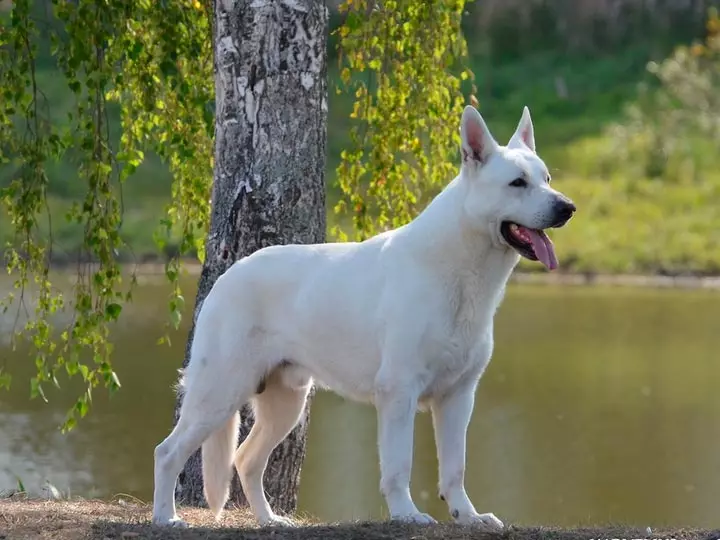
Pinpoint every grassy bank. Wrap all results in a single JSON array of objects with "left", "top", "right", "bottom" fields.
[{"left": 1, "top": 499, "right": 716, "bottom": 540}]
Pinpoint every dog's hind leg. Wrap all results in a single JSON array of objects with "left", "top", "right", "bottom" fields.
[
  {"left": 152, "top": 408, "right": 232, "bottom": 527},
  {"left": 234, "top": 365, "right": 312, "bottom": 527},
  {"left": 152, "top": 362, "right": 258, "bottom": 527}
]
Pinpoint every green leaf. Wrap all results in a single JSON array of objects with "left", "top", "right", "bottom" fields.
[
  {"left": 30, "top": 377, "right": 48, "bottom": 403},
  {"left": 0, "top": 370, "right": 11, "bottom": 390},
  {"left": 68, "top": 80, "right": 81, "bottom": 94},
  {"left": 105, "top": 303, "right": 122, "bottom": 320},
  {"left": 170, "top": 308, "right": 182, "bottom": 330},
  {"left": 128, "top": 41, "right": 144, "bottom": 60},
  {"left": 75, "top": 396, "right": 89, "bottom": 417},
  {"left": 62, "top": 416, "right": 77, "bottom": 433},
  {"left": 109, "top": 371, "right": 121, "bottom": 395}
]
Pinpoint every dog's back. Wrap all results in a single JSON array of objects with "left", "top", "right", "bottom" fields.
[{"left": 183, "top": 231, "right": 398, "bottom": 402}]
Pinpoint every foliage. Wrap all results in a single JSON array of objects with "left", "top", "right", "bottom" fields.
[
  {"left": 465, "top": 0, "right": 713, "bottom": 62},
  {"left": 518, "top": 167, "right": 720, "bottom": 275},
  {"left": 526, "top": 7, "right": 720, "bottom": 276},
  {"left": 0, "top": 0, "right": 212, "bottom": 430},
  {"left": 606, "top": 8, "right": 720, "bottom": 183},
  {"left": 333, "top": 0, "right": 473, "bottom": 240},
  {"left": 0, "top": 0, "right": 472, "bottom": 428}
]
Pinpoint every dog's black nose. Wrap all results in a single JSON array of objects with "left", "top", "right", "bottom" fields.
[{"left": 551, "top": 200, "right": 576, "bottom": 228}]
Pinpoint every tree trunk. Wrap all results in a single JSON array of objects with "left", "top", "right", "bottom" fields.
[{"left": 174, "top": 0, "right": 328, "bottom": 515}]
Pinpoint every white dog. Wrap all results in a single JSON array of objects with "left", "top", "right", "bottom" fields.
[{"left": 152, "top": 105, "right": 576, "bottom": 530}]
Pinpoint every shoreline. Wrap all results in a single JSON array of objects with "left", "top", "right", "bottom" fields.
[
  {"left": 116, "top": 262, "right": 720, "bottom": 290},
  {"left": 509, "top": 271, "right": 720, "bottom": 289}
]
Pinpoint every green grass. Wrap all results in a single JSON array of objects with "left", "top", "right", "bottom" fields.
[
  {"left": 527, "top": 170, "right": 720, "bottom": 275},
  {"left": 3, "top": 25, "right": 719, "bottom": 274}
]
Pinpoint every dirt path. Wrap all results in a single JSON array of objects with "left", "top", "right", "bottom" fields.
[{"left": 0, "top": 499, "right": 717, "bottom": 540}]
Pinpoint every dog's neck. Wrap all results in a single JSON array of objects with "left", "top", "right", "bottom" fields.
[{"left": 403, "top": 175, "right": 520, "bottom": 285}]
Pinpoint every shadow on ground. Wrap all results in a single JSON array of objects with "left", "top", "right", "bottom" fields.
[
  {"left": 1, "top": 499, "right": 718, "bottom": 540},
  {"left": 95, "top": 522, "right": 720, "bottom": 540}
]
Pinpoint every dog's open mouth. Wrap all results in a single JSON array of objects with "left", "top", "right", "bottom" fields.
[{"left": 500, "top": 222, "right": 558, "bottom": 271}]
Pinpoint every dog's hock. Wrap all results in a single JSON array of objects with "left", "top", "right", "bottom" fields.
[
  {"left": 460, "top": 105, "right": 497, "bottom": 166},
  {"left": 508, "top": 105, "right": 536, "bottom": 153}
]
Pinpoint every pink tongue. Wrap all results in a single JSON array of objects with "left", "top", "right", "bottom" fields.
[{"left": 525, "top": 228, "right": 558, "bottom": 270}]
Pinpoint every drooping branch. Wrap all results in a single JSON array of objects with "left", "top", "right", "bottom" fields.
[
  {"left": 334, "top": 0, "right": 474, "bottom": 241},
  {"left": 0, "top": 0, "right": 472, "bottom": 434}
]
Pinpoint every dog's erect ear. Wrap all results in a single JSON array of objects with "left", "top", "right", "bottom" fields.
[
  {"left": 461, "top": 105, "right": 497, "bottom": 166},
  {"left": 508, "top": 106, "right": 535, "bottom": 152}
]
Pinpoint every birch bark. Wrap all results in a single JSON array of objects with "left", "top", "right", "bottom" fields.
[{"left": 174, "top": 0, "right": 328, "bottom": 514}]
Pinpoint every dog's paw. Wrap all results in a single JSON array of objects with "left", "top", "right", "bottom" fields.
[
  {"left": 152, "top": 516, "right": 189, "bottom": 528},
  {"left": 258, "top": 513, "right": 296, "bottom": 528},
  {"left": 454, "top": 511, "right": 504, "bottom": 531},
  {"left": 391, "top": 512, "right": 437, "bottom": 525}
]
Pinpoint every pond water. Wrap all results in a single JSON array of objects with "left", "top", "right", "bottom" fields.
[{"left": 1, "top": 274, "right": 719, "bottom": 527}]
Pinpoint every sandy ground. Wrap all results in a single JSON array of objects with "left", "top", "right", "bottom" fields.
[{"left": 0, "top": 498, "right": 718, "bottom": 540}]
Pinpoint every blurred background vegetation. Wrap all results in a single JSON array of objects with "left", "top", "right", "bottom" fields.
[{"left": 2, "top": 0, "right": 720, "bottom": 275}]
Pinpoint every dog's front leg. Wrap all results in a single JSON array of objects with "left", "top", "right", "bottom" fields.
[
  {"left": 375, "top": 379, "right": 435, "bottom": 524},
  {"left": 431, "top": 380, "right": 504, "bottom": 531}
]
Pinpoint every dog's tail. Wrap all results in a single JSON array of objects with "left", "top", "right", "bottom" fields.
[{"left": 202, "top": 411, "right": 239, "bottom": 518}]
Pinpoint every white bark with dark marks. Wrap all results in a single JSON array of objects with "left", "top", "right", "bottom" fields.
[{"left": 173, "top": 0, "right": 328, "bottom": 515}]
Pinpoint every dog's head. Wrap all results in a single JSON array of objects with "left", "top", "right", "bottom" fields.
[{"left": 458, "top": 105, "right": 576, "bottom": 270}]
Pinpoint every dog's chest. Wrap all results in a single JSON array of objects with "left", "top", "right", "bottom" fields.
[
  {"left": 422, "top": 271, "right": 506, "bottom": 397},
  {"left": 450, "top": 268, "right": 505, "bottom": 338}
]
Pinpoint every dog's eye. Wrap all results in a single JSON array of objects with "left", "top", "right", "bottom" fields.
[{"left": 509, "top": 178, "right": 527, "bottom": 188}]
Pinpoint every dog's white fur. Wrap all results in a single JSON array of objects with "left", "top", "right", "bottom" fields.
[{"left": 152, "top": 105, "right": 575, "bottom": 530}]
